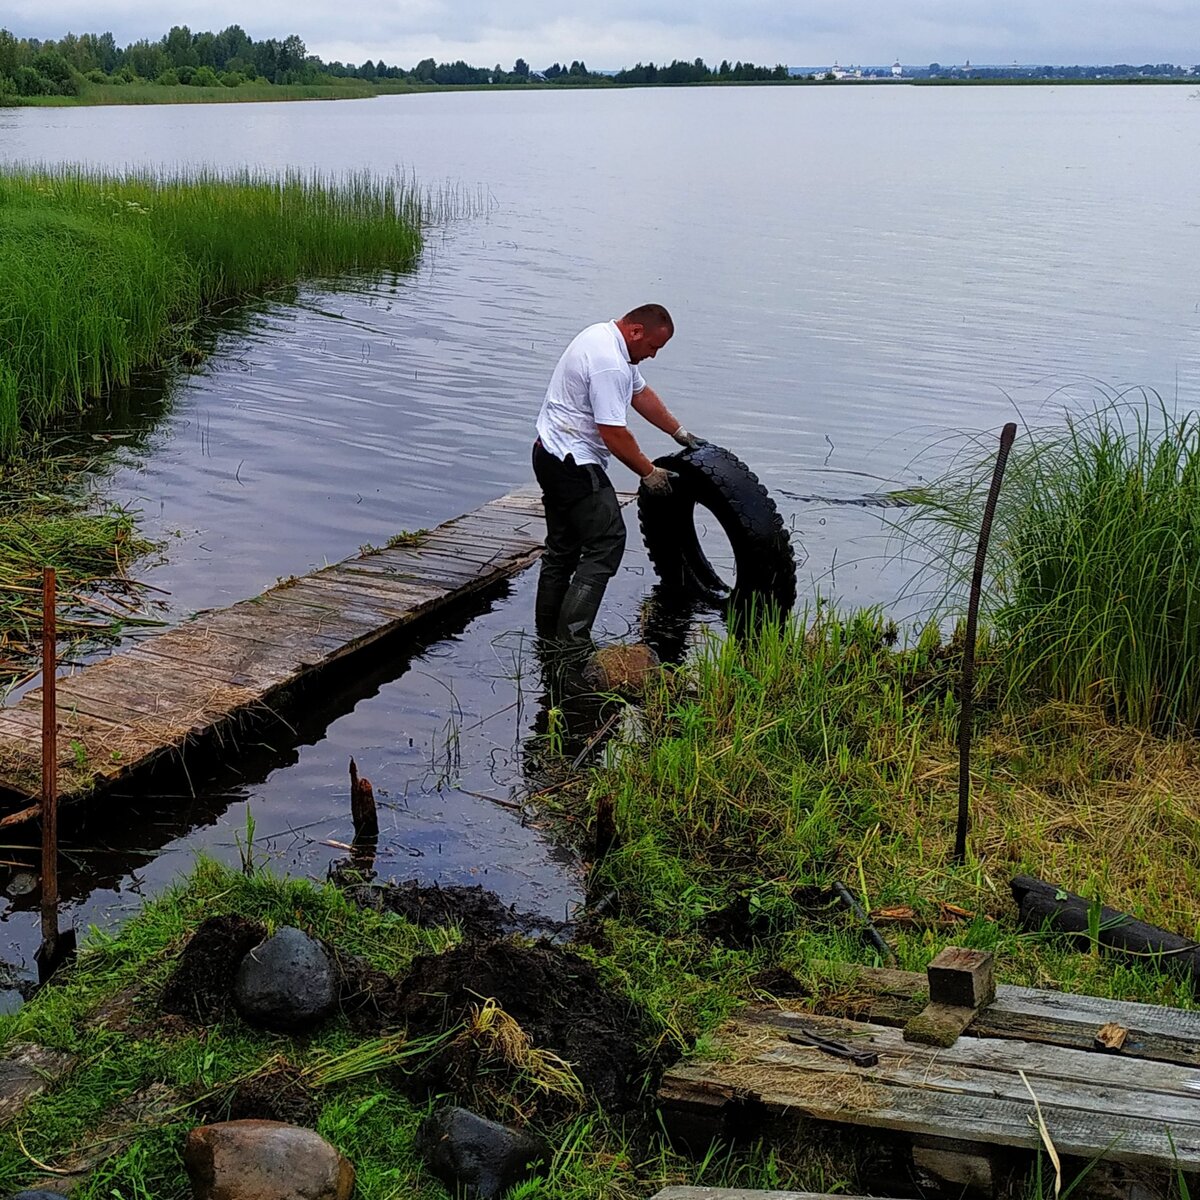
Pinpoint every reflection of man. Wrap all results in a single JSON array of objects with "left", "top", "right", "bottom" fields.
[{"left": 531, "top": 304, "right": 703, "bottom": 643}]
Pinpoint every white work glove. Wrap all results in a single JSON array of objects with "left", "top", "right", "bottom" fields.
[
  {"left": 671, "top": 426, "right": 706, "bottom": 451},
  {"left": 640, "top": 466, "right": 676, "bottom": 495}
]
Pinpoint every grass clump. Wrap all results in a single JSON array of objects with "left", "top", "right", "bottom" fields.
[
  {"left": 906, "top": 397, "right": 1200, "bottom": 733},
  {"left": 0, "top": 164, "right": 428, "bottom": 453},
  {"left": 0, "top": 451, "right": 156, "bottom": 688}
]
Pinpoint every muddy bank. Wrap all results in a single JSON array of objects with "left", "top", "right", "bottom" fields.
[
  {"left": 158, "top": 876, "right": 655, "bottom": 1129},
  {"left": 340, "top": 877, "right": 572, "bottom": 943}
]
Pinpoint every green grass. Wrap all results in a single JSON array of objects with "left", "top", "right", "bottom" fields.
[
  {"left": 575, "top": 608, "right": 1200, "bottom": 1055},
  {"left": 4, "top": 80, "right": 381, "bottom": 106},
  {"left": 0, "top": 164, "right": 429, "bottom": 453},
  {"left": 0, "top": 858, "right": 864, "bottom": 1198},
  {"left": 905, "top": 398, "right": 1200, "bottom": 732}
]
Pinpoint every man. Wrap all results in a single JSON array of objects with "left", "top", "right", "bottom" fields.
[{"left": 532, "top": 303, "right": 703, "bottom": 643}]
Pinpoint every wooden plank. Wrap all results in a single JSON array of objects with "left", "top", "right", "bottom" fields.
[
  {"left": 812, "top": 962, "right": 1200, "bottom": 1066},
  {"left": 338, "top": 558, "right": 489, "bottom": 589},
  {"left": 662, "top": 1011, "right": 1200, "bottom": 1169},
  {"left": 0, "top": 486, "right": 564, "bottom": 805},
  {"left": 315, "top": 567, "right": 447, "bottom": 606},
  {"left": 664, "top": 1059, "right": 1200, "bottom": 1169}
]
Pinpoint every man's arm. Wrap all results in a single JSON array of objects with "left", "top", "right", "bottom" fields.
[
  {"left": 630, "top": 386, "right": 681, "bottom": 435},
  {"left": 598, "top": 424, "right": 656, "bottom": 479}
]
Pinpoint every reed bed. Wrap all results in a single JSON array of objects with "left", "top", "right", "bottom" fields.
[
  {"left": 904, "top": 398, "right": 1200, "bottom": 732},
  {"left": 0, "top": 165, "right": 434, "bottom": 453}
]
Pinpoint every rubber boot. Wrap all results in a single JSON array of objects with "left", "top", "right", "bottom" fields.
[
  {"left": 555, "top": 579, "right": 606, "bottom": 648},
  {"left": 535, "top": 572, "right": 570, "bottom": 639}
]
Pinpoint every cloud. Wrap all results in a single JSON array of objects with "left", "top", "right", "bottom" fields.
[{"left": 6, "top": 0, "right": 1199, "bottom": 71}]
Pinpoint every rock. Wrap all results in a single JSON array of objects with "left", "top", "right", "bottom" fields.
[
  {"left": 184, "top": 1120, "right": 354, "bottom": 1200},
  {"left": 416, "top": 1106, "right": 548, "bottom": 1200},
  {"left": 7, "top": 1192, "right": 71, "bottom": 1199},
  {"left": 233, "top": 928, "right": 337, "bottom": 1032},
  {"left": 582, "top": 642, "right": 661, "bottom": 694}
]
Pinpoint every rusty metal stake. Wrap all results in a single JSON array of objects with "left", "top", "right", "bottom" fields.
[
  {"left": 954, "top": 422, "right": 1017, "bottom": 865},
  {"left": 40, "top": 567, "right": 58, "bottom": 952},
  {"left": 36, "top": 566, "right": 74, "bottom": 982}
]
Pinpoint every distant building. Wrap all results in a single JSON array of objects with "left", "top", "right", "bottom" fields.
[{"left": 891, "top": 60, "right": 902, "bottom": 77}]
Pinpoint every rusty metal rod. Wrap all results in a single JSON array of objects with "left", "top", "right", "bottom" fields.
[
  {"left": 954, "top": 422, "right": 1017, "bottom": 865},
  {"left": 40, "top": 566, "right": 58, "bottom": 950}
]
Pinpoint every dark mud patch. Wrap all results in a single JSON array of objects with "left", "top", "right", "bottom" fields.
[
  {"left": 224, "top": 1063, "right": 320, "bottom": 1127},
  {"left": 747, "top": 966, "right": 807, "bottom": 997},
  {"left": 699, "top": 886, "right": 834, "bottom": 950},
  {"left": 393, "top": 939, "right": 654, "bottom": 1120},
  {"left": 159, "top": 915, "right": 266, "bottom": 1023},
  {"left": 342, "top": 878, "right": 570, "bottom": 942}
]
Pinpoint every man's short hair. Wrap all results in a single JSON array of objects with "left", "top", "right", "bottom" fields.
[{"left": 622, "top": 304, "right": 674, "bottom": 335}]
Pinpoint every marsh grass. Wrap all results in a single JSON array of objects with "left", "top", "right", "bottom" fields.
[
  {"left": 0, "top": 452, "right": 157, "bottom": 686},
  {"left": 902, "top": 397, "right": 1200, "bottom": 732},
  {"left": 0, "top": 164, "right": 439, "bottom": 453}
]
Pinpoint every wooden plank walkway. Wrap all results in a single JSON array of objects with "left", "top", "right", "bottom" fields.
[
  {"left": 659, "top": 997, "right": 1200, "bottom": 1175},
  {"left": 0, "top": 486, "right": 569, "bottom": 815}
]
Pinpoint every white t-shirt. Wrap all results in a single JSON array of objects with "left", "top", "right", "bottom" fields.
[{"left": 536, "top": 321, "right": 646, "bottom": 468}]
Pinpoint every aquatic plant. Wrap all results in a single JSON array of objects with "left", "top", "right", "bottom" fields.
[
  {"left": 0, "top": 165, "right": 441, "bottom": 453},
  {"left": 905, "top": 396, "right": 1200, "bottom": 732}
]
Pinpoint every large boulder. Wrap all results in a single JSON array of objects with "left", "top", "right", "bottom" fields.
[
  {"left": 183, "top": 1120, "right": 354, "bottom": 1200},
  {"left": 233, "top": 928, "right": 337, "bottom": 1032},
  {"left": 416, "top": 1106, "right": 548, "bottom": 1200}
]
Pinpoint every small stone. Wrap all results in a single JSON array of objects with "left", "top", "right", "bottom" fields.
[
  {"left": 233, "top": 928, "right": 337, "bottom": 1032},
  {"left": 184, "top": 1119, "right": 354, "bottom": 1200},
  {"left": 582, "top": 643, "right": 661, "bottom": 694},
  {"left": 5, "top": 872, "right": 37, "bottom": 898},
  {"left": 416, "top": 1106, "right": 548, "bottom": 1200}
]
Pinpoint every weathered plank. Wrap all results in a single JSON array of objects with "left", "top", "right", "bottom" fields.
[
  {"left": 808, "top": 961, "right": 1200, "bottom": 1066},
  {"left": 0, "top": 487, "right": 580, "bottom": 808},
  {"left": 660, "top": 1007, "right": 1200, "bottom": 1170}
]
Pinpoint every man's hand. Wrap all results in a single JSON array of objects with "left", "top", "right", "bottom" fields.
[
  {"left": 672, "top": 426, "right": 706, "bottom": 451},
  {"left": 640, "top": 466, "right": 676, "bottom": 495}
]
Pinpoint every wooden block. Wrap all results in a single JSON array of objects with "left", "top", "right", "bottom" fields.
[
  {"left": 927, "top": 947, "right": 995, "bottom": 1008},
  {"left": 903, "top": 1002, "right": 976, "bottom": 1047}
]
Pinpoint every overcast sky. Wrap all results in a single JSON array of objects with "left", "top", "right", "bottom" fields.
[{"left": 7, "top": 0, "right": 1199, "bottom": 71}]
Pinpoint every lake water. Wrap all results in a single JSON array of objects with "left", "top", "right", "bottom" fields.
[{"left": 0, "top": 84, "right": 1197, "bottom": 974}]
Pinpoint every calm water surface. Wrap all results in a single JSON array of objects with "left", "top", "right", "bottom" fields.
[{"left": 0, "top": 85, "right": 1197, "bottom": 975}]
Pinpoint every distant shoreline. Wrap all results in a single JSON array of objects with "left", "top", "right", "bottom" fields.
[{"left": 4, "top": 73, "right": 1197, "bottom": 108}]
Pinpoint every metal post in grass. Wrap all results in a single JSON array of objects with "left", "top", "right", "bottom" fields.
[
  {"left": 38, "top": 567, "right": 61, "bottom": 977},
  {"left": 954, "top": 422, "right": 1017, "bottom": 865}
]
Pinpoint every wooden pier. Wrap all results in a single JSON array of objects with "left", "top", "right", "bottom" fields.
[
  {"left": 0, "top": 487, "right": 571, "bottom": 817},
  {"left": 659, "top": 961, "right": 1200, "bottom": 1194}
]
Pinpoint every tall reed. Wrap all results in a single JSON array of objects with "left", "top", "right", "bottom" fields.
[
  {"left": 904, "top": 398, "right": 1200, "bottom": 732},
  {"left": 0, "top": 165, "right": 434, "bottom": 453}
]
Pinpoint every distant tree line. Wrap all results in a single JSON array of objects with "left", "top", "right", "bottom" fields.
[
  {"left": 0, "top": 25, "right": 792, "bottom": 99},
  {"left": 6, "top": 23, "right": 1192, "bottom": 101}
]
